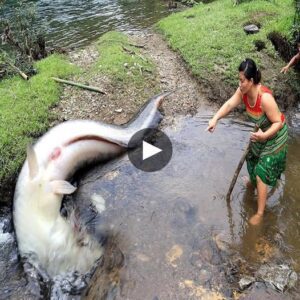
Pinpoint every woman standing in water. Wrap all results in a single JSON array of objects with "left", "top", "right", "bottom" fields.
[{"left": 206, "top": 58, "right": 288, "bottom": 225}]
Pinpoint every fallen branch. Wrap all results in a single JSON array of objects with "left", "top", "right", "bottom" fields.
[
  {"left": 6, "top": 60, "right": 29, "bottom": 80},
  {"left": 122, "top": 46, "right": 147, "bottom": 62},
  {"left": 122, "top": 46, "right": 135, "bottom": 55},
  {"left": 0, "top": 48, "right": 29, "bottom": 80},
  {"left": 51, "top": 77, "right": 106, "bottom": 94},
  {"left": 129, "top": 43, "right": 145, "bottom": 49}
]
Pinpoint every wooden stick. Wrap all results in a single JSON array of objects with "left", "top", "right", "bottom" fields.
[
  {"left": 0, "top": 49, "right": 29, "bottom": 80},
  {"left": 226, "top": 124, "right": 258, "bottom": 200},
  {"left": 52, "top": 77, "right": 106, "bottom": 94},
  {"left": 6, "top": 60, "right": 29, "bottom": 80},
  {"left": 129, "top": 43, "right": 145, "bottom": 48},
  {"left": 226, "top": 193, "right": 235, "bottom": 243},
  {"left": 122, "top": 46, "right": 135, "bottom": 55},
  {"left": 226, "top": 141, "right": 251, "bottom": 200}
]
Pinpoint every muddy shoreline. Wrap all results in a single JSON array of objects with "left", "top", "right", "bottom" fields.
[{"left": 51, "top": 32, "right": 213, "bottom": 127}]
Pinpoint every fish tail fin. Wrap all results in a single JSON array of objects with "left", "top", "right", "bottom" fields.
[{"left": 123, "top": 91, "right": 174, "bottom": 145}]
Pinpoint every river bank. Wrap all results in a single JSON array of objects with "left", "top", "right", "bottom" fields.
[
  {"left": 52, "top": 32, "right": 209, "bottom": 127},
  {"left": 1, "top": 0, "right": 298, "bottom": 202},
  {"left": 49, "top": 1, "right": 300, "bottom": 140}
]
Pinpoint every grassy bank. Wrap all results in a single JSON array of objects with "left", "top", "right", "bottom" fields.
[
  {"left": 93, "top": 31, "right": 155, "bottom": 87},
  {"left": 0, "top": 54, "right": 80, "bottom": 194},
  {"left": 0, "top": 31, "right": 158, "bottom": 198},
  {"left": 156, "top": 0, "right": 297, "bottom": 99}
]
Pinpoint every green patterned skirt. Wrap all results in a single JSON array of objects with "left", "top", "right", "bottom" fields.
[
  {"left": 246, "top": 145, "right": 287, "bottom": 186},
  {"left": 246, "top": 124, "right": 288, "bottom": 187}
]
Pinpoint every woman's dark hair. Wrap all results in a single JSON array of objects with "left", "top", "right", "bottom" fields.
[{"left": 238, "top": 58, "right": 261, "bottom": 84}]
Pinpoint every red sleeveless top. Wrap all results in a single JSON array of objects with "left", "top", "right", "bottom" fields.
[{"left": 242, "top": 85, "right": 285, "bottom": 124}]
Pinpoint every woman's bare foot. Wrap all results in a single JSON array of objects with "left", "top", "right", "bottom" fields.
[
  {"left": 242, "top": 176, "right": 254, "bottom": 189},
  {"left": 249, "top": 213, "right": 263, "bottom": 225}
]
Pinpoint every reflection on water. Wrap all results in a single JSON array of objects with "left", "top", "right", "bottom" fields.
[
  {"left": 78, "top": 112, "right": 300, "bottom": 299},
  {"left": 1, "top": 0, "right": 171, "bottom": 48}
]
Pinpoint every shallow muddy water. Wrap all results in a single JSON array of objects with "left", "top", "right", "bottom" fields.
[
  {"left": 1, "top": 109, "right": 300, "bottom": 298},
  {"left": 76, "top": 111, "right": 300, "bottom": 299}
]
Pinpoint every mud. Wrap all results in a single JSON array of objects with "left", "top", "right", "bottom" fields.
[{"left": 51, "top": 31, "right": 211, "bottom": 127}]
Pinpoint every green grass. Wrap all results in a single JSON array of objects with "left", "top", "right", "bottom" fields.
[
  {"left": 0, "top": 54, "right": 80, "bottom": 187},
  {"left": 156, "top": 0, "right": 295, "bottom": 87},
  {"left": 0, "top": 32, "right": 159, "bottom": 190},
  {"left": 92, "top": 31, "right": 155, "bottom": 87}
]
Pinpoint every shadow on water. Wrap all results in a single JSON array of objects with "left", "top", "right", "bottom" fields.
[{"left": 75, "top": 112, "right": 300, "bottom": 299}]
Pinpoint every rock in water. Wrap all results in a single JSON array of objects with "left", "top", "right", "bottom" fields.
[{"left": 256, "top": 263, "right": 298, "bottom": 292}]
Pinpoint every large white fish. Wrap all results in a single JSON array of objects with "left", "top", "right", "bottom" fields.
[{"left": 13, "top": 92, "right": 170, "bottom": 277}]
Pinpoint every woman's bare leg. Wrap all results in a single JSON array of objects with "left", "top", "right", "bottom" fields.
[{"left": 249, "top": 175, "right": 268, "bottom": 225}]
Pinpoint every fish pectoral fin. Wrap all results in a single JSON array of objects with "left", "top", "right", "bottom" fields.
[
  {"left": 49, "top": 180, "right": 77, "bottom": 195},
  {"left": 27, "top": 144, "right": 39, "bottom": 179}
]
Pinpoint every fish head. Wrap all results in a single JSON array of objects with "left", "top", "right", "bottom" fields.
[{"left": 15, "top": 145, "right": 77, "bottom": 220}]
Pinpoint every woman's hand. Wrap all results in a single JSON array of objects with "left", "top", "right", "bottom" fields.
[
  {"left": 280, "top": 66, "right": 289, "bottom": 74},
  {"left": 250, "top": 128, "right": 267, "bottom": 142},
  {"left": 206, "top": 118, "right": 218, "bottom": 133}
]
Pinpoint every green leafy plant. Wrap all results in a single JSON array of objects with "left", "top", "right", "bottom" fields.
[
  {"left": 0, "top": 0, "right": 47, "bottom": 77},
  {"left": 292, "top": 0, "right": 300, "bottom": 40}
]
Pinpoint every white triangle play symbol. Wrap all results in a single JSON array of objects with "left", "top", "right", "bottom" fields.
[{"left": 142, "top": 141, "right": 162, "bottom": 160}]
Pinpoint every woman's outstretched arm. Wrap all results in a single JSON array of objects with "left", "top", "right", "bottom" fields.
[{"left": 206, "top": 87, "right": 242, "bottom": 132}]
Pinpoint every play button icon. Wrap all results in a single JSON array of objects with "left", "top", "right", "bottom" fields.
[
  {"left": 128, "top": 128, "right": 172, "bottom": 172},
  {"left": 142, "top": 141, "right": 162, "bottom": 160}
]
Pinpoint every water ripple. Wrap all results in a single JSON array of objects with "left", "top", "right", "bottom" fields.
[{"left": 1, "top": 0, "right": 171, "bottom": 48}]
